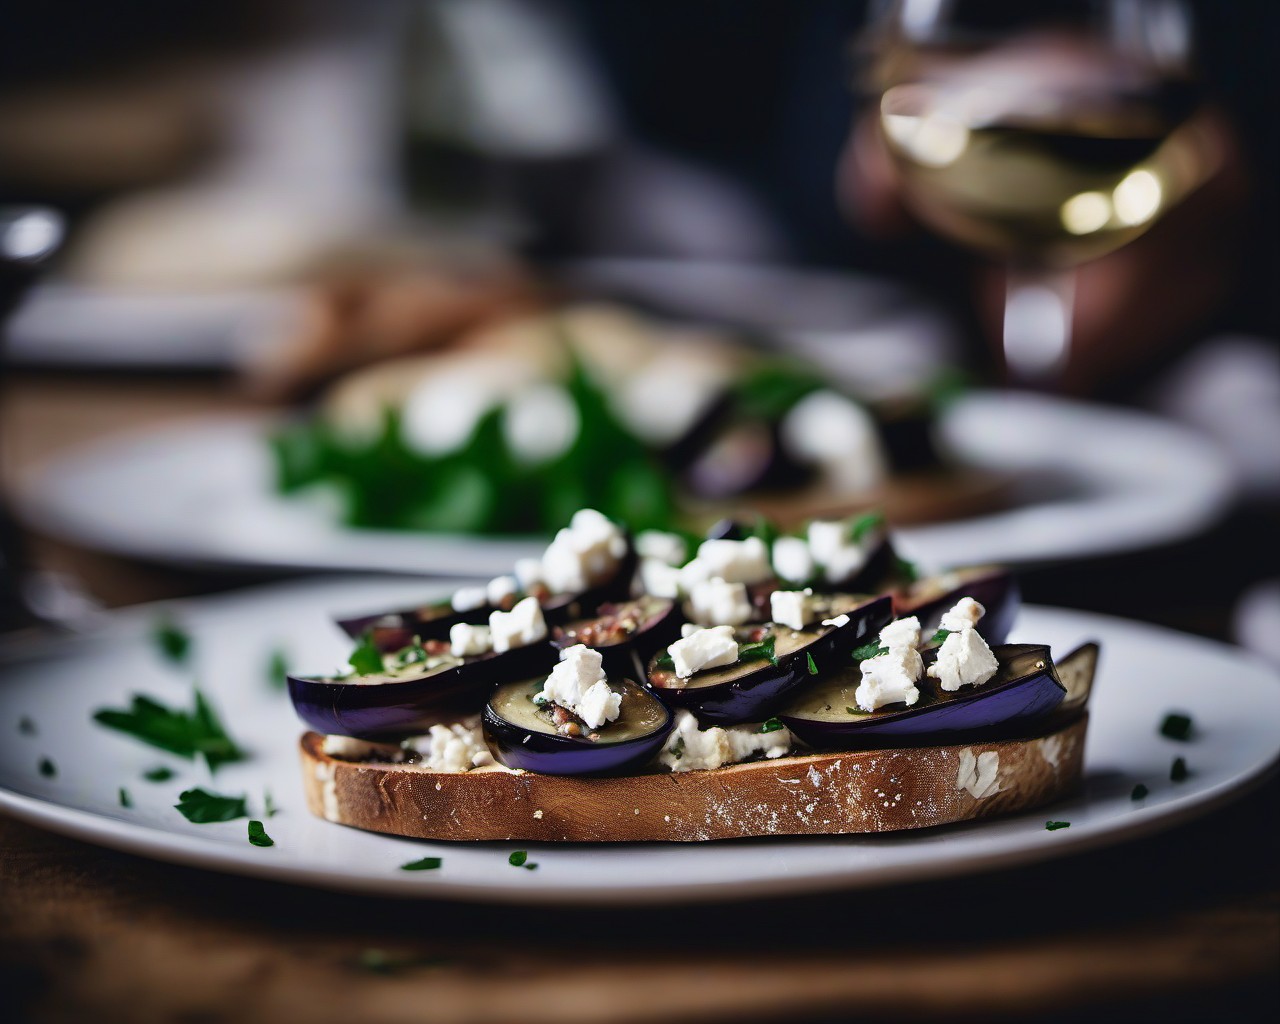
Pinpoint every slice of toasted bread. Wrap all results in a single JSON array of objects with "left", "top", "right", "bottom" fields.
[{"left": 298, "top": 714, "right": 1086, "bottom": 842}]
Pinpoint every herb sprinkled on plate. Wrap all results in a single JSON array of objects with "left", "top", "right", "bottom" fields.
[
  {"left": 174, "top": 787, "right": 248, "bottom": 823},
  {"left": 1159, "top": 712, "right": 1193, "bottom": 741},
  {"left": 1131, "top": 783, "right": 1149, "bottom": 801},
  {"left": 1045, "top": 820, "right": 1070, "bottom": 831},
  {"left": 400, "top": 856, "right": 443, "bottom": 871},
  {"left": 143, "top": 765, "right": 175, "bottom": 783},
  {"left": 93, "top": 690, "right": 245, "bottom": 772},
  {"left": 267, "top": 648, "right": 290, "bottom": 690},
  {"left": 508, "top": 850, "right": 537, "bottom": 870},
  {"left": 247, "top": 820, "right": 274, "bottom": 847},
  {"left": 1170, "top": 757, "right": 1189, "bottom": 782},
  {"left": 118, "top": 787, "right": 132, "bottom": 808},
  {"left": 18, "top": 716, "right": 36, "bottom": 736},
  {"left": 152, "top": 616, "right": 192, "bottom": 666},
  {"left": 38, "top": 757, "right": 55, "bottom": 778}
]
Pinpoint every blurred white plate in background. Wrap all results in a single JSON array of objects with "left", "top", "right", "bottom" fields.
[
  {"left": 0, "top": 579, "right": 1274, "bottom": 904},
  {"left": 15, "top": 391, "right": 1235, "bottom": 576}
]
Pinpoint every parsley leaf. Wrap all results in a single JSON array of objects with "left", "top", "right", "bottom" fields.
[
  {"left": 93, "top": 690, "right": 245, "bottom": 772},
  {"left": 38, "top": 757, "right": 55, "bottom": 778},
  {"left": 669, "top": 736, "right": 685, "bottom": 760},
  {"left": 247, "top": 820, "right": 274, "bottom": 847},
  {"left": 1159, "top": 712, "right": 1193, "bottom": 742},
  {"left": 1170, "top": 757, "right": 1189, "bottom": 782},
  {"left": 174, "top": 787, "right": 247, "bottom": 823},
  {"left": 348, "top": 632, "right": 385, "bottom": 676},
  {"left": 152, "top": 616, "right": 192, "bottom": 666},
  {"left": 806, "top": 652, "right": 819, "bottom": 675},
  {"left": 851, "top": 642, "right": 888, "bottom": 662},
  {"left": 508, "top": 850, "right": 528, "bottom": 867},
  {"left": 894, "top": 556, "right": 920, "bottom": 583},
  {"left": 266, "top": 647, "right": 289, "bottom": 690},
  {"left": 930, "top": 629, "right": 952, "bottom": 645},
  {"left": 758, "top": 718, "right": 784, "bottom": 733},
  {"left": 1131, "top": 783, "right": 1149, "bottom": 801},
  {"left": 848, "top": 510, "right": 885, "bottom": 544},
  {"left": 738, "top": 634, "right": 777, "bottom": 666},
  {"left": 654, "top": 652, "right": 675, "bottom": 671},
  {"left": 143, "top": 765, "right": 175, "bottom": 783},
  {"left": 401, "top": 856, "right": 443, "bottom": 871},
  {"left": 1044, "top": 820, "right": 1071, "bottom": 831},
  {"left": 846, "top": 706, "right": 860, "bottom": 715},
  {"left": 18, "top": 716, "right": 36, "bottom": 736}
]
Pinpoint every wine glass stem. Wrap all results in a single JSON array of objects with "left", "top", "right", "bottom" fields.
[{"left": 1002, "top": 266, "right": 1075, "bottom": 384}]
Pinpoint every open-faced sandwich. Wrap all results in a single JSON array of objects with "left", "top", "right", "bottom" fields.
[{"left": 292, "top": 509, "right": 1096, "bottom": 841}]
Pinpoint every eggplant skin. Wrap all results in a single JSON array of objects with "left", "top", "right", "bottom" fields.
[{"left": 287, "top": 643, "right": 557, "bottom": 741}]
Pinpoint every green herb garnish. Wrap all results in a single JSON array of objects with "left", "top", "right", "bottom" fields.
[
  {"left": 805, "top": 652, "right": 819, "bottom": 675},
  {"left": 846, "top": 706, "right": 860, "bottom": 715},
  {"left": 1159, "top": 712, "right": 1193, "bottom": 741},
  {"left": 654, "top": 652, "right": 675, "bottom": 671},
  {"left": 758, "top": 718, "right": 785, "bottom": 733},
  {"left": 930, "top": 629, "right": 952, "bottom": 645},
  {"left": 174, "top": 787, "right": 247, "bottom": 824},
  {"left": 264, "top": 790, "right": 278, "bottom": 818},
  {"left": 118, "top": 787, "right": 132, "bottom": 808},
  {"left": 266, "top": 648, "right": 289, "bottom": 690},
  {"left": 401, "top": 856, "right": 442, "bottom": 871},
  {"left": 851, "top": 642, "right": 888, "bottom": 662},
  {"left": 848, "top": 510, "right": 885, "bottom": 543},
  {"left": 894, "top": 556, "right": 920, "bottom": 583},
  {"left": 247, "top": 820, "right": 274, "bottom": 847},
  {"left": 1131, "top": 783, "right": 1149, "bottom": 801},
  {"left": 18, "top": 716, "right": 36, "bottom": 736},
  {"left": 93, "top": 690, "right": 245, "bottom": 772},
  {"left": 348, "top": 632, "right": 385, "bottom": 676},
  {"left": 38, "top": 757, "right": 55, "bottom": 778},
  {"left": 1170, "top": 757, "right": 1189, "bottom": 782},
  {"left": 143, "top": 765, "right": 175, "bottom": 783},
  {"left": 152, "top": 616, "right": 192, "bottom": 665},
  {"left": 508, "top": 850, "right": 538, "bottom": 870},
  {"left": 738, "top": 634, "right": 777, "bottom": 666},
  {"left": 1045, "top": 820, "right": 1071, "bottom": 831},
  {"left": 669, "top": 737, "right": 685, "bottom": 760}
]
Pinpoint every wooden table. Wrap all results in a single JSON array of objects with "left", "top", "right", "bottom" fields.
[{"left": 2, "top": 372, "right": 1278, "bottom": 1023}]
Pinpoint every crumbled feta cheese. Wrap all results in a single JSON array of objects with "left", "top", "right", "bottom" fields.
[
  {"left": 879, "top": 615, "right": 922, "bottom": 651},
  {"left": 691, "top": 537, "right": 772, "bottom": 585},
  {"left": 658, "top": 710, "right": 792, "bottom": 772},
  {"left": 822, "top": 544, "right": 868, "bottom": 585},
  {"left": 421, "top": 722, "right": 493, "bottom": 773},
  {"left": 668, "top": 625, "right": 738, "bottom": 678},
  {"left": 770, "top": 589, "right": 817, "bottom": 631},
  {"left": 639, "top": 557, "right": 682, "bottom": 599},
  {"left": 688, "top": 577, "right": 753, "bottom": 627},
  {"left": 771, "top": 536, "right": 815, "bottom": 584},
  {"left": 503, "top": 384, "right": 579, "bottom": 464},
  {"left": 513, "top": 557, "right": 546, "bottom": 591},
  {"left": 486, "top": 575, "right": 519, "bottom": 606},
  {"left": 680, "top": 623, "right": 703, "bottom": 639},
  {"left": 855, "top": 646, "right": 923, "bottom": 711},
  {"left": 449, "top": 622, "right": 493, "bottom": 657},
  {"left": 928, "top": 628, "right": 999, "bottom": 692},
  {"left": 822, "top": 613, "right": 850, "bottom": 628},
  {"left": 939, "top": 596, "right": 986, "bottom": 633},
  {"left": 636, "top": 530, "right": 687, "bottom": 567},
  {"left": 538, "top": 645, "right": 622, "bottom": 729},
  {"left": 489, "top": 596, "right": 547, "bottom": 652},
  {"left": 805, "top": 519, "right": 870, "bottom": 585},
  {"left": 451, "top": 585, "right": 488, "bottom": 612},
  {"left": 540, "top": 508, "right": 628, "bottom": 593},
  {"left": 781, "top": 390, "right": 887, "bottom": 494},
  {"left": 321, "top": 735, "right": 404, "bottom": 762}
]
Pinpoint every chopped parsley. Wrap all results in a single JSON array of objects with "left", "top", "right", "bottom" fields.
[
  {"left": 758, "top": 718, "right": 785, "bottom": 734},
  {"left": 806, "top": 652, "right": 819, "bottom": 675},
  {"left": 118, "top": 787, "right": 132, "bottom": 808},
  {"left": 851, "top": 642, "right": 888, "bottom": 662},
  {"left": 174, "top": 787, "right": 248, "bottom": 823},
  {"left": 894, "top": 556, "right": 920, "bottom": 584},
  {"left": 930, "top": 629, "right": 952, "bottom": 645},
  {"left": 1044, "top": 820, "right": 1071, "bottom": 831},
  {"left": 143, "top": 765, "right": 176, "bottom": 783},
  {"left": 1159, "top": 712, "right": 1193, "bottom": 742},
  {"left": 1170, "top": 757, "right": 1189, "bottom": 782},
  {"left": 848, "top": 510, "right": 885, "bottom": 544},
  {"left": 508, "top": 850, "right": 537, "bottom": 870},
  {"left": 266, "top": 647, "right": 290, "bottom": 690},
  {"left": 18, "top": 716, "right": 36, "bottom": 736},
  {"left": 654, "top": 652, "right": 675, "bottom": 671},
  {"left": 264, "top": 789, "right": 279, "bottom": 818},
  {"left": 348, "top": 632, "right": 385, "bottom": 676},
  {"left": 400, "top": 856, "right": 443, "bottom": 871},
  {"left": 738, "top": 634, "right": 778, "bottom": 666},
  {"left": 247, "top": 820, "right": 274, "bottom": 847},
  {"left": 38, "top": 757, "right": 55, "bottom": 778},
  {"left": 151, "top": 616, "right": 192, "bottom": 665},
  {"left": 93, "top": 690, "right": 245, "bottom": 772},
  {"left": 846, "top": 706, "right": 860, "bottom": 715},
  {"left": 668, "top": 736, "right": 685, "bottom": 760},
  {"left": 1131, "top": 783, "right": 1149, "bottom": 801}
]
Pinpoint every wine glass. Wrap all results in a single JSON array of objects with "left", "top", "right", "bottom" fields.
[{"left": 861, "top": 0, "right": 1219, "bottom": 382}]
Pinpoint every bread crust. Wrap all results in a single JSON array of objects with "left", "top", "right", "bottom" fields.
[{"left": 298, "top": 715, "right": 1087, "bottom": 842}]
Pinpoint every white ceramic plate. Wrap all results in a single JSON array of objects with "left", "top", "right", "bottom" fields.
[
  {"left": 16, "top": 391, "right": 1235, "bottom": 576},
  {"left": 0, "top": 578, "right": 1275, "bottom": 905}
]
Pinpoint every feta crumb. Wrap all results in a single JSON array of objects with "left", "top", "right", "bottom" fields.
[
  {"left": 691, "top": 537, "right": 772, "bottom": 585},
  {"left": 514, "top": 557, "right": 545, "bottom": 591},
  {"left": 540, "top": 508, "right": 628, "bottom": 594},
  {"left": 822, "top": 613, "right": 850, "bottom": 628},
  {"left": 639, "top": 557, "right": 682, "bottom": 599},
  {"left": 855, "top": 647, "right": 923, "bottom": 711},
  {"left": 489, "top": 596, "right": 548, "bottom": 652},
  {"left": 806, "top": 516, "right": 876, "bottom": 584},
  {"left": 449, "top": 622, "right": 493, "bottom": 657},
  {"left": 451, "top": 585, "right": 488, "bottom": 612},
  {"left": 667, "top": 625, "right": 738, "bottom": 678},
  {"left": 771, "top": 535, "right": 815, "bottom": 584},
  {"left": 533, "top": 809, "right": 544, "bottom": 820},
  {"left": 658, "top": 710, "right": 792, "bottom": 772},
  {"left": 486, "top": 575, "right": 519, "bottom": 606},
  {"left": 539, "top": 645, "right": 621, "bottom": 729},
  {"left": 680, "top": 623, "right": 702, "bottom": 639},
  {"left": 927, "top": 628, "right": 999, "bottom": 692},
  {"left": 770, "top": 589, "right": 817, "bottom": 631},
  {"left": 780, "top": 390, "right": 887, "bottom": 494},
  {"left": 688, "top": 577, "right": 753, "bottom": 627},
  {"left": 879, "top": 615, "right": 922, "bottom": 651},
  {"left": 421, "top": 722, "right": 493, "bottom": 773},
  {"left": 939, "top": 597, "right": 986, "bottom": 633},
  {"left": 636, "top": 530, "right": 687, "bottom": 567}
]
